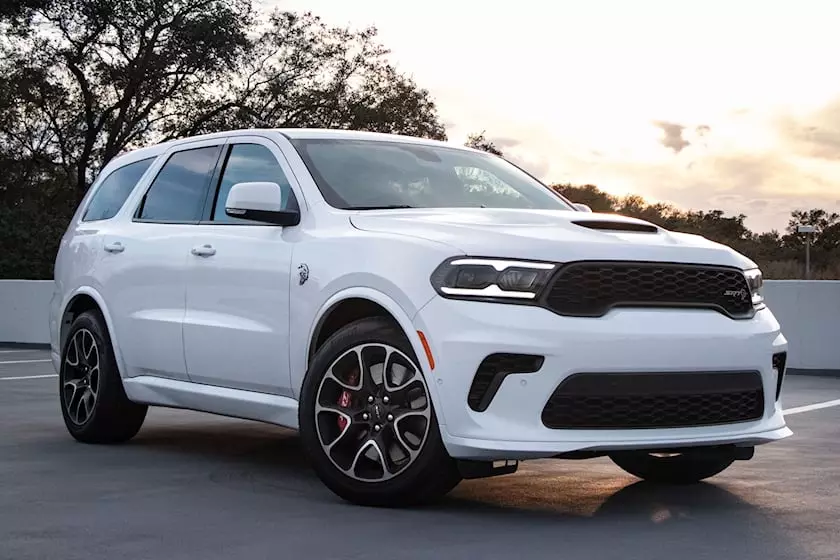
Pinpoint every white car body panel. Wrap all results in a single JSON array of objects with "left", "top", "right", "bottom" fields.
[
  {"left": 51, "top": 128, "right": 791, "bottom": 464},
  {"left": 413, "top": 297, "right": 790, "bottom": 459},
  {"left": 181, "top": 135, "right": 304, "bottom": 396},
  {"left": 349, "top": 208, "right": 757, "bottom": 269},
  {"left": 99, "top": 222, "right": 194, "bottom": 380}
]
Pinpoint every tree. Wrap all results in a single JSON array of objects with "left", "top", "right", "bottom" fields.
[
  {"left": 1, "top": 0, "right": 253, "bottom": 199},
  {"left": 171, "top": 12, "right": 446, "bottom": 141},
  {"left": 0, "top": 2, "right": 447, "bottom": 203},
  {"left": 783, "top": 208, "right": 840, "bottom": 249},
  {"left": 0, "top": 1, "right": 450, "bottom": 279},
  {"left": 552, "top": 183, "right": 616, "bottom": 213},
  {"left": 465, "top": 130, "right": 503, "bottom": 156}
]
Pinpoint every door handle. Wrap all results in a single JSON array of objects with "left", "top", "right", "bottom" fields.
[
  {"left": 104, "top": 242, "right": 125, "bottom": 253},
  {"left": 191, "top": 244, "right": 216, "bottom": 257}
]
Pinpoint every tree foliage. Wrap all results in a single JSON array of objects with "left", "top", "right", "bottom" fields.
[
  {"left": 0, "top": 1, "right": 445, "bottom": 197},
  {"left": 465, "top": 130, "right": 503, "bottom": 156},
  {"left": 0, "top": 2, "right": 837, "bottom": 280},
  {"left": 170, "top": 11, "right": 445, "bottom": 141},
  {"left": 554, "top": 183, "right": 839, "bottom": 278},
  {"left": 0, "top": 0, "right": 448, "bottom": 278},
  {"left": 1, "top": 0, "right": 253, "bottom": 199}
]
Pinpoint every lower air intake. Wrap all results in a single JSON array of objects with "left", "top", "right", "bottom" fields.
[
  {"left": 773, "top": 352, "right": 787, "bottom": 401},
  {"left": 541, "top": 371, "right": 764, "bottom": 429},
  {"left": 468, "top": 353, "right": 544, "bottom": 412}
]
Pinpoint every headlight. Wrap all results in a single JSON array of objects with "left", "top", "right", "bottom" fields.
[
  {"left": 744, "top": 268, "right": 764, "bottom": 307},
  {"left": 430, "top": 257, "right": 556, "bottom": 301}
]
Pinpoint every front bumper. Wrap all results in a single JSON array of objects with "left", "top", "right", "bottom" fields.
[{"left": 413, "top": 297, "right": 791, "bottom": 460}]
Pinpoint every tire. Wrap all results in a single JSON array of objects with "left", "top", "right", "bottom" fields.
[
  {"left": 299, "top": 317, "right": 461, "bottom": 507},
  {"left": 59, "top": 309, "right": 147, "bottom": 444},
  {"left": 609, "top": 449, "right": 735, "bottom": 484}
]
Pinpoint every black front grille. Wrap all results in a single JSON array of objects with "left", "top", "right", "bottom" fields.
[
  {"left": 541, "top": 371, "right": 765, "bottom": 429},
  {"left": 542, "top": 261, "right": 754, "bottom": 319}
]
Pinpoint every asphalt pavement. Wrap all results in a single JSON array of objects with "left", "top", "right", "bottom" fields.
[{"left": 2, "top": 347, "right": 839, "bottom": 560}]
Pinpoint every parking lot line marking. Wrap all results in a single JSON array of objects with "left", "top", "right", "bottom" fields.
[
  {"left": 784, "top": 398, "right": 840, "bottom": 416},
  {"left": 0, "top": 374, "right": 58, "bottom": 381},
  {"left": 0, "top": 359, "right": 53, "bottom": 365}
]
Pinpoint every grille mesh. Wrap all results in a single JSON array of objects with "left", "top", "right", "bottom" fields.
[
  {"left": 541, "top": 371, "right": 764, "bottom": 429},
  {"left": 542, "top": 262, "right": 754, "bottom": 318}
]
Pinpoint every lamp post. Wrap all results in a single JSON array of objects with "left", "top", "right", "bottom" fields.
[{"left": 796, "top": 224, "right": 816, "bottom": 279}]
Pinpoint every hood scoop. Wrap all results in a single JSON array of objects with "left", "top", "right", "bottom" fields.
[{"left": 571, "top": 220, "right": 659, "bottom": 233}]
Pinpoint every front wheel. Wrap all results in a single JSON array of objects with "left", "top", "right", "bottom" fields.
[
  {"left": 298, "top": 317, "right": 461, "bottom": 507},
  {"left": 609, "top": 449, "right": 735, "bottom": 484}
]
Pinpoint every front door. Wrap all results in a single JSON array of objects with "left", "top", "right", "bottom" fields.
[{"left": 182, "top": 136, "right": 301, "bottom": 396}]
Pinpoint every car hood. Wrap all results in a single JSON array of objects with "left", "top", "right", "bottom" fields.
[{"left": 349, "top": 208, "right": 756, "bottom": 269}]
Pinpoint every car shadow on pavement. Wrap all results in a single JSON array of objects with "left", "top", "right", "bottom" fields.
[{"left": 111, "top": 422, "right": 806, "bottom": 559}]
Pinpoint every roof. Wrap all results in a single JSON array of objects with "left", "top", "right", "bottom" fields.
[{"left": 103, "top": 128, "right": 476, "bottom": 176}]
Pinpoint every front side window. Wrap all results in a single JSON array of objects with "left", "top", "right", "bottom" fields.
[
  {"left": 211, "top": 143, "right": 296, "bottom": 224},
  {"left": 289, "top": 138, "right": 574, "bottom": 211},
  {"left": 137, "top": 146, "right": 221, "bottom": 222},
  {"left": 83, "top": 158, "right": 155, "bottom": 221}
]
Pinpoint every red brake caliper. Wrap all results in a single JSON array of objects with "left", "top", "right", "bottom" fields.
[{"left": 337, "top": 368, "right": 358, "bottom": 431}]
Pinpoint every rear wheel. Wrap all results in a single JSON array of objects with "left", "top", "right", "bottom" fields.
[
  {"left": 609, "top": 449, "right": 735, "bottom": 484},
  {"left": 299, "top": 317, "right": 461, "bottom": 507},
  {"left": 60, "top": 310, "right": 147, "bottom": 443}
]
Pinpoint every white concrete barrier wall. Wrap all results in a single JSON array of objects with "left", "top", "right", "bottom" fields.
[
  {"left": 0, "top": 279, "right": 837, "bottom": 374},
  {"left": 762, "top": 280, "right": 840, "bottom": 375},
  {"left": 0, "top": 280, "right": 54, "bottom": 346}
]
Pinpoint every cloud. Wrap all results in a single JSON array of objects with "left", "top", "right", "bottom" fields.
[
  {"left": 438, "top": 92, "right": 840, "bottom": 233},
  {"left": 778, "top": 98, "right": 840, "bottom": 159},
  {"left": 505, "top": 150, "right": 551, "bottom": 179},
  {"left": 491, "top": 137, "right": 521, "bottom": 149},
  {"left": 653, "top": 121, "right": 691, "bottom": 153}
]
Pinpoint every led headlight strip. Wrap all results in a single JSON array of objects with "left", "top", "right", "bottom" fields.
[
  {"left": 430, "top": 257, "right": 556, "bottom": 302},
  {"left": 743, "top": 268, "right": 764, "bottom": 308}
]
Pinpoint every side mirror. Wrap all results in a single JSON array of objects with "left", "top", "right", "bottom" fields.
[
  {"left": 573, "top": 203, "right": 592, "bottom": 212},
  {"left": 225, "top": 181, "right": 300, "bottom": 226}
]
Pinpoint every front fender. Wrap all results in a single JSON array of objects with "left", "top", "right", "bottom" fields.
[{"left": 290, "top": 286, "right": 445, "bottom": 426}]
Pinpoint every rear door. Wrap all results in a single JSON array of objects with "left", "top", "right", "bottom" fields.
[
  {"left": 99, "top": 139, "right": 225, "bottom": 380},
  {"left": 182, "top": 135, "right": 302, "bottom": 396}
]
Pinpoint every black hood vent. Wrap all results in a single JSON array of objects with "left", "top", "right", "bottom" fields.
[{"left": 572, "top": 220, "right": 658, "bottom": 233}]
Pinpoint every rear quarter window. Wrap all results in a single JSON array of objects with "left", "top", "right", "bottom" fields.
[{"left": 83, "top": 158, "right": 155, "bottom": 222}]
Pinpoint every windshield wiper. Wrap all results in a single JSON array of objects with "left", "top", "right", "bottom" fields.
[{"left": 351, "top": 204, "right": 416, "bottom": 210}]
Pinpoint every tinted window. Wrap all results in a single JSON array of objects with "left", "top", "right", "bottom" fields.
[
  {"left": 82, "top": 158, "right": 154, "bottom": 221},
  {"left": 290, "top": 139, "right": 574, "bottom": 211},
  {"left": 138, "top": 146, "right": 220, "bottom": 222},
  {"left": 211, "top": 144, "right": 296, "bottom": 223}
]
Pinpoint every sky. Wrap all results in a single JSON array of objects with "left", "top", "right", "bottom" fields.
[{"left": 269, "top": 0, "right": 840, "bottom": 232}]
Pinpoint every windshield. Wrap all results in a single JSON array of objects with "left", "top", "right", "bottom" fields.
[{"left": 289, "top": 138, "right": 575, "bottom": 211}]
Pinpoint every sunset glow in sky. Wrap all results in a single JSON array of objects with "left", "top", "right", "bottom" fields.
[{"left": 271, "top": 0, "right": 840, "bottom": 231}]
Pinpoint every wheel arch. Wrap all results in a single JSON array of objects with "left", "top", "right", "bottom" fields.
[
  {"left": 298, "top": 287, "right": 439, "bottom": 407},
  {"left": 60, "top": 287, "right": 125, "bottom": 376}
]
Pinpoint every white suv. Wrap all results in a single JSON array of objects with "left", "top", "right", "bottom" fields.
[{"left": 50, "top": 128, "right": 792, "bottom": 506}]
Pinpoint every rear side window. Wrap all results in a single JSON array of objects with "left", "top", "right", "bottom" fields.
[
  {"left": 82, "top": 158, "right": 154, "bottom": 221},
  {"left": 137, "top": 146, "right": 221, "bottom": 222}
]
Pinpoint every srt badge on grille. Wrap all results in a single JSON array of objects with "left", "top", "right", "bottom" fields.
[{"left": 724, "top": 288, "right": 749, "bottom": 301}]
